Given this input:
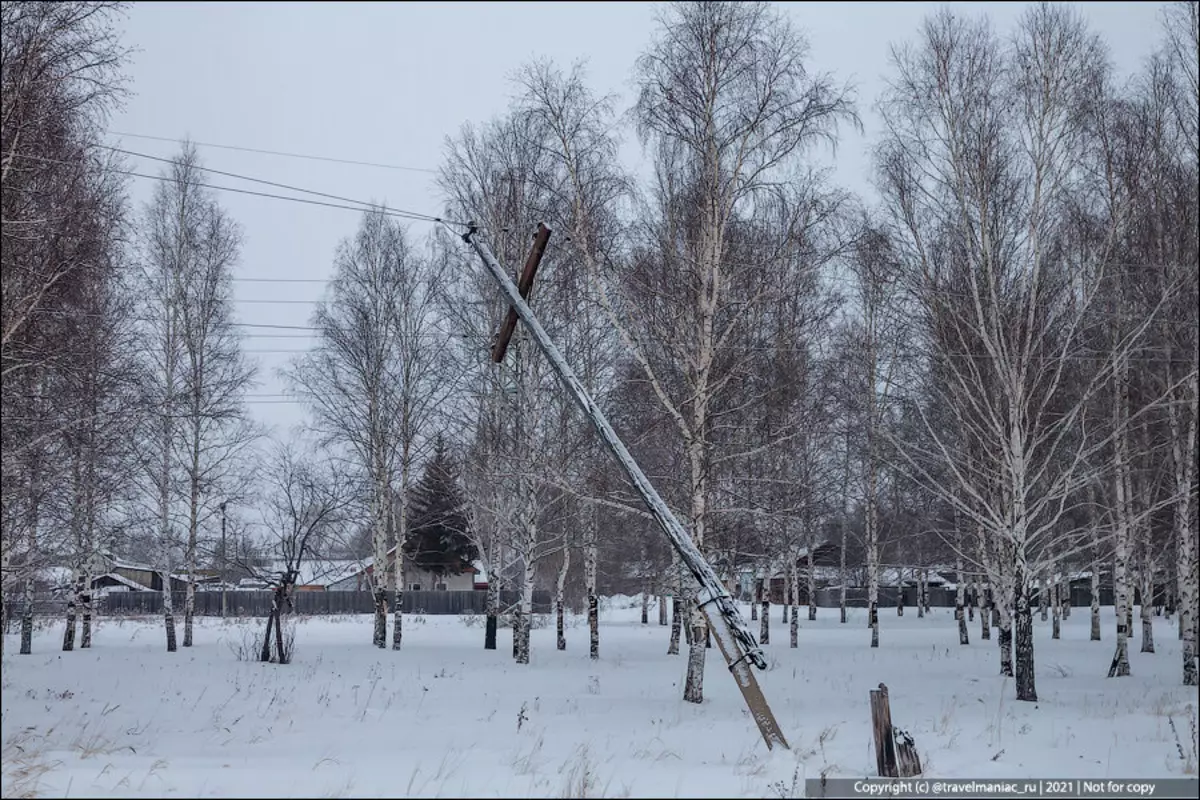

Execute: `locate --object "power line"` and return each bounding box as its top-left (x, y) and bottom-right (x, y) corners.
top-left (234, 322), bottom-right (318, 331)
top-left (101, 144), bottom-right (459, 225)
top-left (235, 299), bottom-right (319, 305)
top-left (109, 131), bottom-right (439, 174)
top-left (12, 152), bottom-right (465, 227)
top-left (232, 277), bottom-right (329, 284)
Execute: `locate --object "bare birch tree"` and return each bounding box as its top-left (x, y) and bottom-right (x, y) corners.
top-left (290, 207), bottom-right (426, 649)
top-left (878, 5), bottom-right (1159, 702)
top-left (630, 0), bottom-right (854, 703)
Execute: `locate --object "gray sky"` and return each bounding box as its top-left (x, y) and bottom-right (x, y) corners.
top-left (109, 1), bottom-right (1169, 435)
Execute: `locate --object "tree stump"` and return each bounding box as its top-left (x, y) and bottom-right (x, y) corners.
top-left (870, 683), bottom-right (923, 778)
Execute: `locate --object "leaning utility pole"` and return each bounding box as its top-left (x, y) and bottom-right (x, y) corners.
top-left (463, 223), bottom-right (789, 750)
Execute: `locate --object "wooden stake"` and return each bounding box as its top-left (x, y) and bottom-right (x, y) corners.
top-left (870, 684), bottom-right (898, 777)
top-left (870, 683), bottom-right (922, 777)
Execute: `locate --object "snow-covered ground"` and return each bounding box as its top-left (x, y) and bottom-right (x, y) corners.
top-left (2, 602), bottom-right (1196, 798)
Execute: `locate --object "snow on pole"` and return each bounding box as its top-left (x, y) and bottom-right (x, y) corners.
top-left (464, 225), bottom-right (788, 750)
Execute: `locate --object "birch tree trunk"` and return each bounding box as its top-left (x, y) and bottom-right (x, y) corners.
top-left (62, 573), bottom-right (80, 651)
top-left (1014, 575), bottom-right (1037, 701)
top-left (19, 572), bottom-right (34, 655)
top-left (956, 554), bottom-right (969, 645)
top-left (80, 571), bottom-right (93, 649)
top-left (683, 589), bottom-right (705, 703)
top-left (790, 560), bottom-right (799, 649)
top-left (868, 503), bottom-right (879, 648)
top-left (839, 529), bottom-right (848, 624)
top-left (997, 578), bottom-right (1014, 677)
top-left (980, 581), bottom-right (991, 641)
top-left (159, 403), bottom-right (177, 653)
top-left (807, 552), bottom-right (817, 622)
top-left (659, 592), bottom-right (668, 625)
top-left (917, 568), bottom-right (925, 619)
top-left (515, 471), bottom-right (537, 665)
top-left (1109, 354), bottom-right (1133, 677)
top-left (371, 462), bottom-right (388, 649)
top-left (751, 580), bottom-right (759, 621)
top-left (760, 592), bottom-right (770, 646)
top-left (668, 561), bottom-right (682, 655)
top-left (782, 572), bottom-right (790, 625)
top-left (393, 453), bottom-right (411, 651)
top-left (586, 511), bottom-right (598, 660)
top-left (556, 546), bottom-right (570, 651)
top-left (1039, 574), bottom-right (1048, 621)
top-left (641, 578), bottom-right (649, 625)
top-left (1168, 375), bottom-right (1197, 684)
top-left (1052, 575), bottom-right (1061, 641)
top-left (183, 431), bottom-right (200, 648)
top-left (1139, 552), bottom-right (1154, 654)
top-left (897, 568), bottom-right (905, 617)
top-left (485, 558), bottom-right (499, 650)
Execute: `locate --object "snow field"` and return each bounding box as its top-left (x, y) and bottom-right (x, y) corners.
top-left (2, 602), bottom-right (1196, 798)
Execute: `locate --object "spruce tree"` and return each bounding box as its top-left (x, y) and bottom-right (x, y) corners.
top-left (404, 436), bottom-right (478, 575)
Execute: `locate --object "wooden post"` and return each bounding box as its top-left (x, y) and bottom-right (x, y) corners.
top-left (870, 683), bottom-right (922, 778)
top-left (870, 684), bottom-right (898, 778)
top-left (491, 223), bottom-right (551, 363)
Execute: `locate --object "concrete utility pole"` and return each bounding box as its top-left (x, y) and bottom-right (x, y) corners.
top-left (463, 223), bottom-right (789, 751)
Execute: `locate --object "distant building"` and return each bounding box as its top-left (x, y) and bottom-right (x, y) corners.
top-left (329, 546), bottom-right (480, 592)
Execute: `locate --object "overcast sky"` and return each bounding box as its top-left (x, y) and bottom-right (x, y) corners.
top-left (108, 1), bottom-right (1169, 435)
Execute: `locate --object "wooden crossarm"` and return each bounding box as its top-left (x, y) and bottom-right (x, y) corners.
top-left (491, 223), bottom-right (552, 363)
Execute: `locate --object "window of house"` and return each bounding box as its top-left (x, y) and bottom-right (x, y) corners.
top-left (435, 583), bottom-right (447, 591)
top-left (411, 583), bottom-right (421, 591)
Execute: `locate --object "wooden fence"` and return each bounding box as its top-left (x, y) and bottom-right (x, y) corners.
top-left (98, 589), bottom-right (552, 617)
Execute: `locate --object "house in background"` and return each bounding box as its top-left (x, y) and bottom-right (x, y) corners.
top-left (19, 553), bottom-right (213, 597)
top-left (763, 541), bottom-right (843, 603)
top-left (330, 546), bottom-right (480, 592)
top-left (247, 559), bottom-right (365, 591)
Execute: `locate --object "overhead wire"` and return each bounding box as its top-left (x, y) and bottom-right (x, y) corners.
top-left (11, 151), bottom-right (468, 227)
top-left (99, 144), bottom-right (462, 225)
top-left (108, 130), bottom-right (439, 174)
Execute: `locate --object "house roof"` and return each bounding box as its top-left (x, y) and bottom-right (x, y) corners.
top-left (105, 553), bottom-right (156, 572)
top-left (96, 572), bottom-right (149, 591)
top-left (40, 566), bottom-right (75, 589)
top-left (255, 559), bottom-right (366, 587)
top-left (358, 550), bottom-right (478, 576)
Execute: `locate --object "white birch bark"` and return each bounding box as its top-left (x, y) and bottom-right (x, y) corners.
top-left (956, 552), bottom-right (969, 645)
top-left (371, 465), bottom-right (388, 649)
top-left (917, 568), bottom-right (926, 619)
top-left (668, 559), bottom-right (682, 655)
top-left (586, 508), bottom-right (598, 660)
top-left (1139, 550), bottom-right (1155, 654)
top-left (514, 471), bottom-right (538, 665)
top-left (556, 546), bottom-right (570, 651)
top-left (1051, 567), bottom-right (1061, 641)
top-left (790, 559), bottom-right (799, 649)
top-left (1109, 352), bottom-right (1132, 677)
top-left (807, 552), bottom-right (817, 622)
top-left (1167, 372), bottom-right (1197, 685)
top-left (393, 451), bottom-right (411, 651)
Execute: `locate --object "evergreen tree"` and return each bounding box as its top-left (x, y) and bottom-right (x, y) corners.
top-left (404, 436), bottom-right (478, 575)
